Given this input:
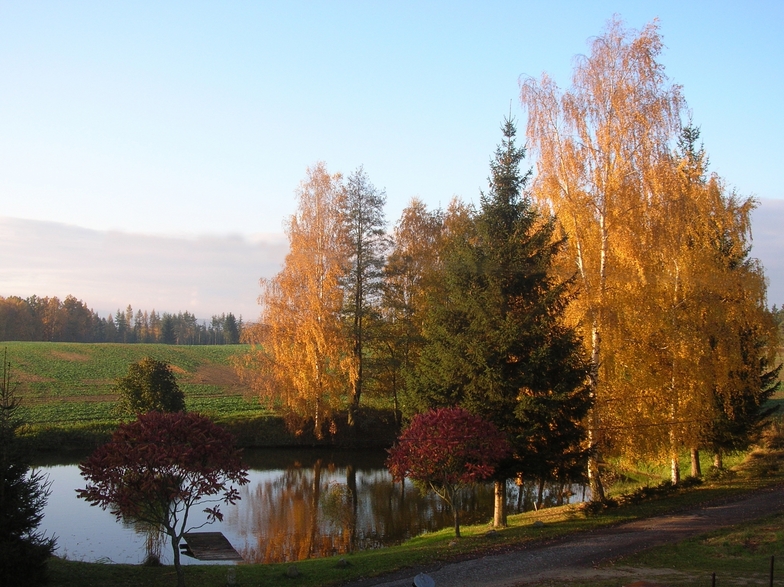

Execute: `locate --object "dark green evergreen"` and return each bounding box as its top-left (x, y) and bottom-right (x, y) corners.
top-left (407, 118), bottom-right (592, 499)
top-left (115, 356), bottom-right (185, 416)
top-left (702, 314), bottom-right (781, 465)
top-left (0, 350), bottom-right (55, 587)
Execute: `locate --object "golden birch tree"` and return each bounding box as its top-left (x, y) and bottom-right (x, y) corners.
top-left (520, 17), bottom-right (683, 497)
top-left (613, 128), bottom-right (721, 480)
top-left (524, 18), bottom-right (778, 487)
top-left (693, 178), bottom-right (780, 469)
top-left (608, 125), bottom-right (779, 481)
top-left (238, 163), bottom-right (354, 439)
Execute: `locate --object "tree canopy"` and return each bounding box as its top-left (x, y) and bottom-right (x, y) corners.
top-left (234, 16), bottom-right (780, 506)
top-left (78, 411), bottom-right (248, 587)
top-left (520, 17), bottom-right (780, 487)
top-left (238, 163), bottom-right (354, 439)
top-left (386, 407), bottom-right (509, 537)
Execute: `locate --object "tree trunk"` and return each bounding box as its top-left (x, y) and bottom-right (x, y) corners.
top-left (670, 421), bottom-right (680, 484)
top-left (493, 480), bottom-right (507, 528)
top-left (171, 533), bottom-right (185, 587)
top-left (449, 487), bottom-right (461, 538)
top-left (690, 447), bottom-right (702, 478)
top-left (536, 477), bottom-right (545, 511)
top-left (587, 319), bottom-right (606, 502)
top-left (314, 391), bottom-right (323, 440)
top-left (670, 453), bottom-right (680, 485)
top-left (348, 273), bottom-right (363, 430)
top-left (669, 355), bottom-right (681, 486)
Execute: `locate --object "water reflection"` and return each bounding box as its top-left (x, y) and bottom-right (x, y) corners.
top-left (230, 454), bottom-right (499, 563)
top-left (39, 449), bottom-right (585, 565)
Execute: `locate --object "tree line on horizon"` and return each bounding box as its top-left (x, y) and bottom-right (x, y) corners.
top-left (0, 295), bottom-right (242, 345)
top-left (237, 18), bottom-right (781, 510)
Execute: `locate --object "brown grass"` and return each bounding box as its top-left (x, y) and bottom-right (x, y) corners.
top-left (184, 363), bottom-right (244, 391)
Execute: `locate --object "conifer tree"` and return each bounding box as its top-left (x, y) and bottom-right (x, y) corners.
top-left (0, 350), bottom-right (55, 586)
top-left (410, 118), bottom-right (591, 525)
top-left (340, 167), bottom-right (388, 428)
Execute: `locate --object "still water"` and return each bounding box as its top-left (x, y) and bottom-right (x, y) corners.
top-left (37, 449), bottom-right (584, 565)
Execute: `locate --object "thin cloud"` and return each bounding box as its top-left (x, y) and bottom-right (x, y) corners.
top-left (751, 199), bottom-right (784, 307)
top-left (0, 217), bottom-right (287, 320)
top-left (1, 202), bottom-right (782, 321)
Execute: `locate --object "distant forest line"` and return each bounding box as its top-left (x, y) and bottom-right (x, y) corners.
top-left (0, 294), bottom-right (242, 345)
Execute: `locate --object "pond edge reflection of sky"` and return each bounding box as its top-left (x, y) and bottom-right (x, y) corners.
top-left (38, 451), bottom-right (584, 565)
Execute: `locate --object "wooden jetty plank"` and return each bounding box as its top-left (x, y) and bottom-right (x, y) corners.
top-left (182, 532), bottom-right (243, 561)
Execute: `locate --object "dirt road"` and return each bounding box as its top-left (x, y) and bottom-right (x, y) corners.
top-left (343, 484), bottom-right (784, 587)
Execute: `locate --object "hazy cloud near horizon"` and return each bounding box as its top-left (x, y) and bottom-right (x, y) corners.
top-left (0, 217), bottom-right (287, 320)
top-left (1, 200), bottom-right (782, 321)
top-left (750, 199), bottom-right (784, 307)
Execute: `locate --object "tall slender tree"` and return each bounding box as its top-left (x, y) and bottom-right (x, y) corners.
top-left (238, 163), bottom-right (353, 439)
top-left (340, 167), bottom-right (388, 428)
top-left (520, 18), bottom-right (683, 497)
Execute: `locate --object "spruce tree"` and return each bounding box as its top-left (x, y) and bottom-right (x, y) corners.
top-left (0, 350), bottom-right (55, 587)
top-left (409, 118), bottom-right (592, 523)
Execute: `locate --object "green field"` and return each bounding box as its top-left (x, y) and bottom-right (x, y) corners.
top-left (2, 341), bottom-right (399, 450)
top-left (1, 342), bottom-right (268, 438)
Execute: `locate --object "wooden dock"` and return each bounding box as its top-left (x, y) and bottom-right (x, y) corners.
top-left (181, 532), bottom-right (243, 561)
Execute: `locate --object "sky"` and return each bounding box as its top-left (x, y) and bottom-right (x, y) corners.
top-left (1, 1), bottom-right (782, 319)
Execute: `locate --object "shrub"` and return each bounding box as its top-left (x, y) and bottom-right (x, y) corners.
top-left (115, 356), bottom-right (185, 416)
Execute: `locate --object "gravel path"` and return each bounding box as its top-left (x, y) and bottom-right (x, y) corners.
top-left (343, 484), bottom-right (784, 587)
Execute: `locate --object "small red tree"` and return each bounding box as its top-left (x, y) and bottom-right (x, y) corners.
top-left (77, 411), bottom-right (249, 587)
top-left (386, 407), bottom-right (509, 537)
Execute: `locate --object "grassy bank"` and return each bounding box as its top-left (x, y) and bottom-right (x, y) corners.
top-left (44, 445), bottom-right (784, 587)
top-left (520, 510), bottom-right (784, 587)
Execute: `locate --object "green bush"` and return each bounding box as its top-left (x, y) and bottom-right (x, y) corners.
top-left (115, 357), bottom-right (185, 416)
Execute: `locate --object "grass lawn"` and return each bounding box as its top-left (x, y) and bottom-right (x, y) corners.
top-left (531, 510), bottom-right (784, 587)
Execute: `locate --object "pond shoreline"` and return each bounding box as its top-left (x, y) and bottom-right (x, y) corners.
top-left (22, 409), bottom-right (402, 455)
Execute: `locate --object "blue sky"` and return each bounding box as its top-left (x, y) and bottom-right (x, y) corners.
top-left (1, 1), bottom-right (782, 317)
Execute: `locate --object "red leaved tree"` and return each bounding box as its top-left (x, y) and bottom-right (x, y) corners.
top-left (77, 411), bottom-right (249, 587)
top-left (386, 407), bottom-right (509, 537)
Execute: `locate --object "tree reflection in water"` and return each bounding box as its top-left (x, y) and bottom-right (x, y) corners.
top-left (230, 450), bottom-right (585, 564)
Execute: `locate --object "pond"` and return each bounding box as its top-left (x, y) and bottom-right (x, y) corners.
top-left (37, 449), bottom-right (586, 565)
